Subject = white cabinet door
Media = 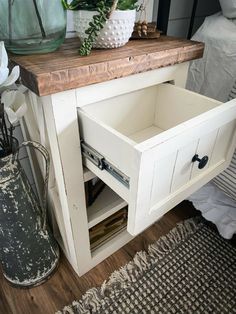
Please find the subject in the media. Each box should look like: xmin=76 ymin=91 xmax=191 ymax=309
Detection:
xmin=78 ymin=83 xmax=236 ymax=235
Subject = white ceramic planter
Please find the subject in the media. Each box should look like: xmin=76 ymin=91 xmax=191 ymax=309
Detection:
xmin=74 ymin=10 xmax=136 ymax=49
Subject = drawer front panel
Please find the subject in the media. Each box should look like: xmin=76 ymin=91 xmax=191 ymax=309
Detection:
xmin=209 ymin=120 xmax=236 ymax=166
xmin=171 ymin=140 xmax=198 ymax=193
xmin=149 ymin=123 xmax=235 ymax=211
xmin=150 ymin=152 xmax=177 ymax=206
xmin=128 ymin=107 xmax=236 ymax=235
xmin=78 ymin=87 xmax=236 ymax=236
xmin=191 ymin=129 xmax=218 ymax=179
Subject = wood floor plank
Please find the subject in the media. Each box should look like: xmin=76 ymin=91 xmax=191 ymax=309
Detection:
xmin=0 ymin=201 xmax=209 ymax=314
xmin=0 ymin=271 xmax=13 ymax=314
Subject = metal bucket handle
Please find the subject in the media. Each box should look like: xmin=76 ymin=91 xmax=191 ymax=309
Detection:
xmin=13 ymin=141 xmax=50 ymax=231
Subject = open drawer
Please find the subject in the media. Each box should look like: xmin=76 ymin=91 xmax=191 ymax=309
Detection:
xmin=78 ymin=83 xmax=236 ymax=235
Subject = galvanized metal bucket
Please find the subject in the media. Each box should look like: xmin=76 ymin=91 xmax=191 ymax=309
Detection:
xmin=0 ymin=141 xmax=59 ymax=287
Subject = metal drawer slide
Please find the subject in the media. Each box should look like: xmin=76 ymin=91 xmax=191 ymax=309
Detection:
xmin=81 ymin=141 xmax=130 ymax=188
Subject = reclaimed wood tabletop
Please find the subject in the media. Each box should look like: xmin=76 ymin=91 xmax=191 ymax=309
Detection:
xmin=10 ymin=36 xmax=204 ymax=96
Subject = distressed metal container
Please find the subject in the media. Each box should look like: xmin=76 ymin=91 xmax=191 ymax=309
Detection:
xmin=0 ymin=141 xmax=59 ymax=287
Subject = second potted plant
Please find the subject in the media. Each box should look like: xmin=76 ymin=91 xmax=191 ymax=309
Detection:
xmin=63 ymin=0 xmax=138 ymax=55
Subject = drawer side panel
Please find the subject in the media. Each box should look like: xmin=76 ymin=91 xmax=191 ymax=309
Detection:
xmin=78 ymin=110 xmax=135 ymax=176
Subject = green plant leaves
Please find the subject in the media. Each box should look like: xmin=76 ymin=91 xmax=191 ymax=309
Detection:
xmin=78 ymin=0 xmax=110 ymax=55
xmin=117 ymin=0 xmax=138 ymax=10
xmin=63 ymin=0 xmax=138 ymax=11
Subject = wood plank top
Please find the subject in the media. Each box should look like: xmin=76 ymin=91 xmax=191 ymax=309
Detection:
xmin=10 ymin=36 xmax=204 ymax=96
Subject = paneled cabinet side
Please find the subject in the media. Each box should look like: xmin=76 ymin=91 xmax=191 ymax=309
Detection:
xmin=42 ymin=91 xmax=92 ymax=276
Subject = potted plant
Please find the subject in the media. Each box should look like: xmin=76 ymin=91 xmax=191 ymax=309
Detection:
xmin=63 ymin=0 xmax=138 ymax=55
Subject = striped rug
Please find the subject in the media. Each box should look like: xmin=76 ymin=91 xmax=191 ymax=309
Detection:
xmin=57 ymin=218 xmax=236 ymax=314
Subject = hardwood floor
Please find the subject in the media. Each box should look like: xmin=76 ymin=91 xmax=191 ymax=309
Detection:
xmin=0 ymin=201 xmax=224 ymax=314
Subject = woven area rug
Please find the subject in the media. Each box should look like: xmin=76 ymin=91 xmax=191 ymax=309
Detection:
xmin=58 ymin=218 xmax=236 ymax=314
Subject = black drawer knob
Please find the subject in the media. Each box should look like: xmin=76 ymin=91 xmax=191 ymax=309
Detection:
xmin=192 ymin=154 xmax=209 ymax=169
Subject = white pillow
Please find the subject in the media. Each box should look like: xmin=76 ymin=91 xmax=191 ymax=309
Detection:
xmin=219 ymin=0 xmax=236 ymax=18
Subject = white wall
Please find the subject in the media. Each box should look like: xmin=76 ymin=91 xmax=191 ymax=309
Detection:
xmin=166 ymin=0 xmax=221 ymax=38
xmin=67 ymin=0 xmax=222 ymax=38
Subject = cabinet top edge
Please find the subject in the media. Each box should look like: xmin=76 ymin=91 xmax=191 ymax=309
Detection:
xmin=9 ymin=36 xmax=204 ymax=97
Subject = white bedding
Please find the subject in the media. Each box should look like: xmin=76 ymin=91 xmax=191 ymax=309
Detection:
xmin=188 ymin=182 xmax=236 ymax=239
xmin=186 ymin=13 xmax=236 ymax=238
xmin=187 ymin=13 xmax=236 ymax=102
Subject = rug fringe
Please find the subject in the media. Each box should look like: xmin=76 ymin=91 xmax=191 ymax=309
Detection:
xmin=56 ymin=217 xmax=203 ymax=314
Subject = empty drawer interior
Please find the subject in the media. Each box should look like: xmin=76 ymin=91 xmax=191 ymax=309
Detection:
xmin=78 ymin=83 xmax=221 ymax=145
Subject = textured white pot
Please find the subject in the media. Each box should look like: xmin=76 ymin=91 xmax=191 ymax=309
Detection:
xmin=74 ymin=9 xmax=136 ymax=49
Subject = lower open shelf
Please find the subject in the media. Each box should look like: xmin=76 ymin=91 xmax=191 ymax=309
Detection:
xmin=91 ymin=227 xmax=133 ymax=264
xmin=89 ymin=206 xmax=128 ymax=251
xmin=83 ymin=170 xmax=131 ymax=260
xmin=86 ymin=183 xmax=127 ymax=228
